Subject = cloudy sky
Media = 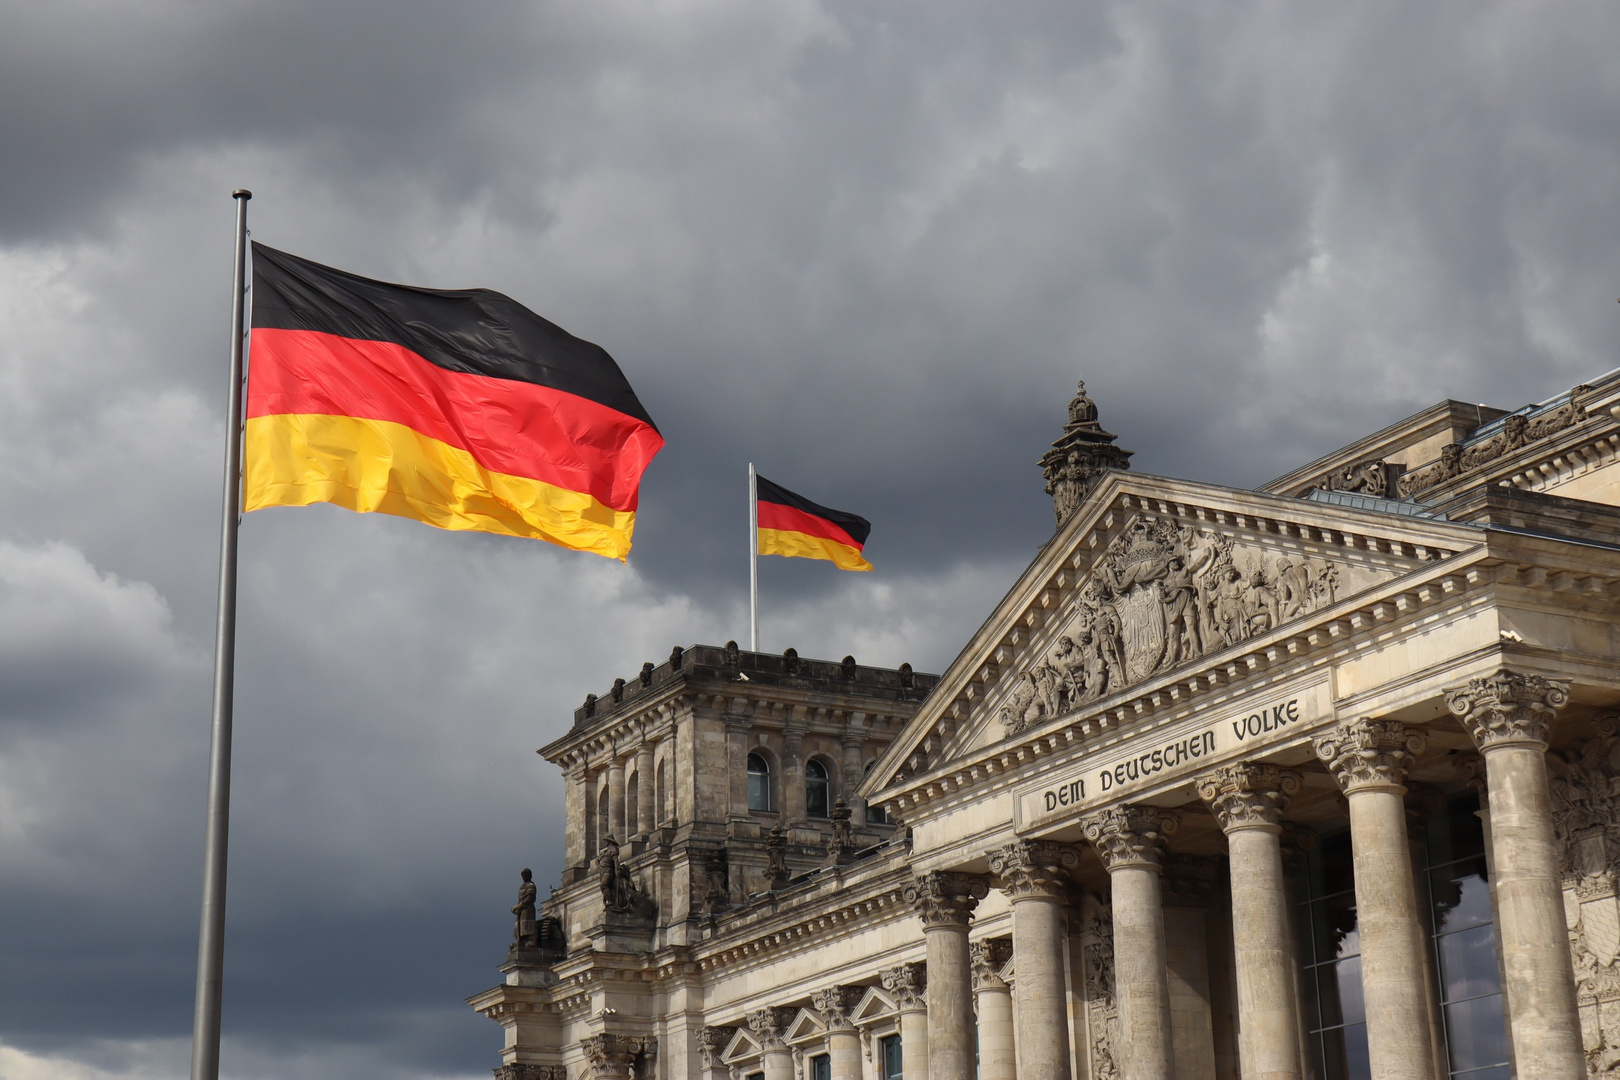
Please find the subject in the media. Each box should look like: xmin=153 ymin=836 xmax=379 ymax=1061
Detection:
xmin=3 ymin=2 xmax=1619 ymax=1077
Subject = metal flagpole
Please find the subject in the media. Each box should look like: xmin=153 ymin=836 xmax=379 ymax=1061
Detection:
xmin=190 ymin=188 xmax=252 ymax=1080
xmin=748 ymin=462 xmax=758 ymax=652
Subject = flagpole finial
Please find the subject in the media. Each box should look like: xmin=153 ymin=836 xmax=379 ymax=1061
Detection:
xmin=232 ymin=189 xmax=252 ymax=200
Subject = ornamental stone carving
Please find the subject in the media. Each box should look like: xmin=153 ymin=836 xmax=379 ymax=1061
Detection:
xmin=494 ymin=1066 xmax=567 ymax=1080
xmin=969 ymin=938 xmax=1013 ymax=991
xmin=1397 ymin=390 xmax=1592 ymax=499
xmin=1197 ymin=763 xmax=1302 ymax=833
xmin=998 ymin=518 xmax=1358 ymax=735
xmin=695 ymin=1026 xmax=737 ymax=1070
xmin=1079 ymin=903 xmax=1121 ymax=1080
xmin=1041 ymin=379 xmax=1133 ymax=527
xmin=905 ymin=871 xmax=991 ymax=927
xmin=811 ymin=985 xmax=864 ymax=1031
xmin=1313 ymin=718 xmax=1426 ymax=793
xmin=1082 ymin=805 xmax=1179 ymax=870
xmin=880 ymin=962 xmax=928 ymax=1011
xmin=580 ymin=1034 xmax=654 ymax=1079
xmin=746 ymin=1008 xmax=796 ymax=1052
xmin=988 ymin=840 xmax=1083 ymax=899
xmin=1446 ymin=669 xmax=1570 ymax=751
xmin=1315 ymin=457 xmax=1400 ymax=498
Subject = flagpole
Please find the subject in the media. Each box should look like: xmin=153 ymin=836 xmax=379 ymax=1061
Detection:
xmin=190 ymin=188 xmax=251 ymax=1080
xmin=748 ymin=462 xmax=758 ymax=652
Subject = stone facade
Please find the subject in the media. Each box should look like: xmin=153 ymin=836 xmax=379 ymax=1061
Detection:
xmin=473 ymin=371 xmax=1620 ymax=1079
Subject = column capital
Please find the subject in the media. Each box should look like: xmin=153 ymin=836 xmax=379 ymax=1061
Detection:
xmin=1196 ymin=762 xmax=1301 ymax=833
xmin=988 ymin=839 xmax=1082 ymax=899
xmin=747 ymin=1007 xmax=796 ymax=1052
xmin=1446 ymin=669 xmax=1570 ymax=751
xmin=581 ymin=1034 xmax=655 ymax=1077
xmin=1081 ymin=805 xmax=1179 ymax=871
xmin=970 ymin=937 xmax=1014 ymax=991
xmin=695 ymin=1026 xmax=737 ymax=1069
xmin=905 ymin=870 xmax=990 ymax=928
xmin=494 ymin=1066 xmax=567 ymax=1080
xmin=1313 ymin=717 xmax=1425 ymax=793
xmin=880 ymin=961 xmax=928 ymax=1011
xmin=811 ymin=985 xmax=863 ymax=1032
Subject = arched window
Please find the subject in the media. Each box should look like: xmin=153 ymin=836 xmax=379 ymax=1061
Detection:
xmin=747 ymin=752 xmax=772 ymax=812
xmin=806 ymin=759 xmax=831 ymax=818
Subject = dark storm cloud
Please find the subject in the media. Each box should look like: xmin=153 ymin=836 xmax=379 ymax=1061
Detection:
xmin=3 ymin=2 xmax=1620 ymax=1077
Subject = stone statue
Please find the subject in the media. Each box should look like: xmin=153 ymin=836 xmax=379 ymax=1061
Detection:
xmin=512 ymin=868 xmax=538 ymax=948
xmin=595 ymin=835 xmax=642 ymax=913
xmin=1040 ymin=377 xmax=1133 ymax=527
xmin=766 ymin=821 xmax=790 ymax=888
xmin=827 ymin=796 xmax=854 ymax=862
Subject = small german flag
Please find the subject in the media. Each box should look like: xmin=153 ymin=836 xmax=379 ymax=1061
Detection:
xmin=244 ymin=244 xmax=663 ymax=559
xmin=756 ymin=475 xmax=872 ymax=571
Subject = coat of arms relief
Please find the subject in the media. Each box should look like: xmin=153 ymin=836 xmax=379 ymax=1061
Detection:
xmin=1549 ymin=720 xmax=1620 ymax=1073
xmin=997 ymin=518 xmax=1392 ymax=736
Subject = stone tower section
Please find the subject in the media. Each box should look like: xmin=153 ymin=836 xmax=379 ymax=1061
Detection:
xmin=1040 ymin=378 xmax=1133 ymax=528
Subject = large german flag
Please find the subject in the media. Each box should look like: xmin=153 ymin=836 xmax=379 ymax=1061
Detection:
xmin=756 ymin=476 xmax=872 ymax=571
xmin=244 ymin=244 xmax=663 ymax=559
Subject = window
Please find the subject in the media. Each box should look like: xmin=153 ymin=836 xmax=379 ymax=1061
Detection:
xmin=864 ymin=759 xmax=890 ymax=824
xmin=1425 ymin=791 xmax=1509 ymax=1080
xmin=745 ymin=1073 xmax=764 ymax=1080
xmin=806 ymin=759 xmax=831 ymax=818
xmin=809 ymin=1054 xmax=831 ymax=1080
xmin=1296 ymin=829 xmax=1370 ymax=1080
xmin=747 ymin=753 xmax=772 ymax=812
xmin=880 ymin=1034 xmax=903 ymax=1080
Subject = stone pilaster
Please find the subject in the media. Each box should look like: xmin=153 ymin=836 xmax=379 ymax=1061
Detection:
xmin=783 ymin=728 xmax=806 ymax=824
xmin=881 ymin=962 xmax=929 ymax=1080
xmin=989 ymin=840 xmax=1082 ymax=1080
xmin=971 ymin=938 xmax=1016 ymax=1080
xmin=607 ymin=757 xmax=626 ymax=845
xmin=634 ymin=743 xmax=655 ymax=840
xmin=812 ymin=986 xmax=864 ymax=1080
xmin=1198 ymin=763 xmax=1304 ymax=1080
xmin=1314 ymin=718 xmax=1436 ymax=1080
xmin=1447 ymin=670 xmax=1583 ymax=1079
xmin=747 ymin=1008 xmax=796 ymax=1080
xmin=696 ymin=1025 xmax=736 ymax=1080
xmin=907 ymin=871 xmax=989 ymax=1080
xmin=1083 ymin=806 xmax=1179 ymax=1080
xmin=580 ymin=1034 xmax=655 ymax=1080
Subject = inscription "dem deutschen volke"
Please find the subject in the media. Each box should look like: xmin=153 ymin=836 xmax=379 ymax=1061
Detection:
xmin=1037 ymin=694 xmax=1309 ymax=815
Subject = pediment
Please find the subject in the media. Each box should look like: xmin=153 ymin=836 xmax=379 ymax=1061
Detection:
xmin=785 ymin=1009 xmax=827 ymax=1044
xmin=861 ymin=473 xmax=1484 ymax=796
xmin=851 ymin=986 xmax=895 ymax=1022
xmin=720 ymin=1029 xmax=761 ymax=1064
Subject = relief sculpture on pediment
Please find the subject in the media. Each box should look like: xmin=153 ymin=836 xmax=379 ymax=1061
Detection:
xmin=998 ymin=519 xmax=1358 ymax=736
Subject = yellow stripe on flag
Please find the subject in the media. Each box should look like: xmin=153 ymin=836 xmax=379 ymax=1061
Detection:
xmin=757 ymin=526 xmax=872 ymax=571
xmin=243 ymin=413 xmax=638 ymax=559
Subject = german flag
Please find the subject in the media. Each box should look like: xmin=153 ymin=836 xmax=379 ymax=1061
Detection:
xmin=756 ymin=476 xmax=872 ymax=571
xmin=244 ymin=244 xmax=663 ymax=559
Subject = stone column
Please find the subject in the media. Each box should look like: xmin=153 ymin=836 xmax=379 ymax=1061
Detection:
xmin=607 ymin=756 xmax=627 ymax=844
xmin=971 ymin=938 xmax=1016 ymax=1080
xmin=1083 ymin=806 xmax=1180 ymax=1080
xmin=1198 ymin=762 xmax=1305 ymax=1080
xmin=812 ymin=986 xmax=864 ymax=1080
xmin=748 ymin=1007 xmax=796 ymax=1080
xmin=907 ymin=871 xmax=989 ymax=1079
xmin=1446 ymin=671 xmax=1583 ymax=1079
xmin=565 ymin=768 xmax=588 ymax=869
xmin=988 ymin=840 xmax=1081 ymax=1080
xmin=580 ymin=1034 xmax=655 ymax=1080
xmin=1314 ymin=718 xmax=1437 ymax=1080
xmin=783 ymin=728 xmax=806 ymax=824
xmin=841 ymin=735 xmax=868 ymax=823
xmin=725 ymin=717 xmax=751 ymax=821
xmin=881 ymin=962 xmax=929 ymax=1079
xmin=696 ymin=1026 xmax=737 ymax=1080
xmin=634 ymin=743 xmax=656 ymax=840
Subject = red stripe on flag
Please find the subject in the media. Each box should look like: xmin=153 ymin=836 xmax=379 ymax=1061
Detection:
xmin=757 ymin=501 xmax=863 ymax=552
xmin=247 ymin=328 xmax=663 ymax=512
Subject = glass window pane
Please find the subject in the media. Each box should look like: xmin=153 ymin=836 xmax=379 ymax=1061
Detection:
xmin=1308 ymin=896 xmax=1360 ymax=961
xmin=1437 ymin=924 xmax=1502 ymax=1003
xmin=1424 ymin=793 xmax=1485 ymax=866
xmin=1332 ymin=956 xmax=1366 ymax=1028
xmin=881 ymin=1034 xmax=903 ymax=1079
xmin=810 ymin=1054 xmax=831 ymax=1080
xmin=1430 ymin=857 xmax=1493 ymax=934
xmin=1342 ymin=1022 xmax=1370 ymax=1080
xmin=1452 ymin=1065 xmax=1510 ymax=1080
xmin=1444 ymin=995 xmax=1510 ymax=1072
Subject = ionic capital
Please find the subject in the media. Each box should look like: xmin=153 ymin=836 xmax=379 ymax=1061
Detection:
xmin=1081 ymin=805 xmax=1180 ymax=871
xmin=988 ymin=839 xmax=1082 ymax=900
xmin=746 ymin=1007 xmax=796 ymax=1052
xmin=1196 ymin=762 xmax=1301 ymax=833
xmin=1313 ymin=718 xmax=1425 ymax=793
xmin=1446 ymin=669 xmax=1569 ymax=751
xmin=811 ymin=985 xmax=863 ymax=1032
xmin=879 ymin=961 xmax=928 ymax=1011
xmin=969 ymin=937 xmax=1013 ymax=991
xmin=905 ymin=871 xmax=990 ymax=928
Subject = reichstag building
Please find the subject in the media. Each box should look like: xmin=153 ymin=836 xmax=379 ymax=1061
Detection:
xmin=473 ymin=370 xmax=1620 ymax=1080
